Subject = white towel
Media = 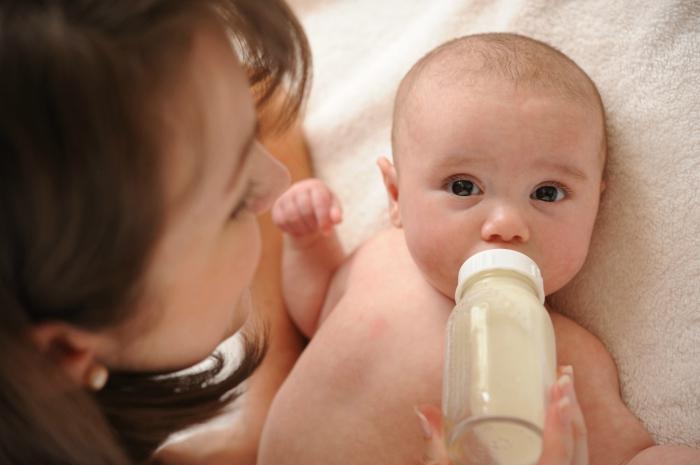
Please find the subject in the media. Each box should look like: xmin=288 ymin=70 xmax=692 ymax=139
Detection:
xmin=289 ymin=0 xmax=700 ymax=445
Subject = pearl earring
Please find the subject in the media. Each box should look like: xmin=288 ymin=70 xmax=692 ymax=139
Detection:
xmin=86 ymin=364 xmax=109 ymax=391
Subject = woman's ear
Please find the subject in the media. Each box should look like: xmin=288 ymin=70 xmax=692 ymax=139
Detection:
xmin=377 ymin=156 xmax=402 ymax=228
xmin=30 ymin=322 xmax=108 ymax=389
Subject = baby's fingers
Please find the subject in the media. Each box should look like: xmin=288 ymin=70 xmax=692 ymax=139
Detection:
xmin=310 ymin=183 xmax=342 ymax=233
xmin=293 ymin=188 xmax=319 ymax=232
xmin=271 ymin=179 xmax=342 ymax=237
xmin=271 ymin=195 xmax=307 ymax=236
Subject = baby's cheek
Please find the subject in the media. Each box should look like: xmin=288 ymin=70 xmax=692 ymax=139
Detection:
xmin=542 ymin=250 xmax=587 ymax=295
xmin=404 ymin=226 xmax=457 ymax=298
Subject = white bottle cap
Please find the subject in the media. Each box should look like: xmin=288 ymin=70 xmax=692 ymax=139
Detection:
xmin=456 ymin=249 xmax=545 ymax=303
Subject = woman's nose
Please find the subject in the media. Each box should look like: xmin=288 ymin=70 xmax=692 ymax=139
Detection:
xmin=248 ymin=142 xmax=291 ymax=215
xmin=480 ymin=203 xmax=530 ymax=244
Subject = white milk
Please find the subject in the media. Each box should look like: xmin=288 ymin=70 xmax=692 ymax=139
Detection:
xmin=442 ymin=250 xmax=556 ymax=465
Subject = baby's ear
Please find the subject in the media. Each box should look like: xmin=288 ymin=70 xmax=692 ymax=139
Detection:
xmin=377 ymin=156 xmax=401 ymax=228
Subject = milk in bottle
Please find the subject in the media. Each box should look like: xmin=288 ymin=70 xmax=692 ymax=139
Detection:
xmin=442 ymin=249 xmax=556 ymax=465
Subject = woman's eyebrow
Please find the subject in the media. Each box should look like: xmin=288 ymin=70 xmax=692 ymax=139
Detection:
xmin=226 ymin=120 xmax=259 ymax=195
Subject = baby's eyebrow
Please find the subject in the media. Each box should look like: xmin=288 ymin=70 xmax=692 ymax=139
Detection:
xmin=438 ymin=153 xmax=493 ymax=169
xmin=225 ymin=120 xmax=259 ymax=195
xmin=537 ymin=160 xmax=588 ymax=181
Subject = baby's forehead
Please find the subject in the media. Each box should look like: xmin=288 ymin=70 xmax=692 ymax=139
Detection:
xmin=403 ymin=60 xmax=597 ymax=116
xmin=392 ymin=78 xmax=606 ymax=172
xmin=395 ymin=34 xmax=603 ymax=123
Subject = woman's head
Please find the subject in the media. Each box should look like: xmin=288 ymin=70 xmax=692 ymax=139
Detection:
xmin=0 ymin=0 xmax=309 ymax=463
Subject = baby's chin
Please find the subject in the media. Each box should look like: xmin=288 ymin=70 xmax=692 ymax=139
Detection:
xmin=420 ymin=270 xmax=459 ymax=302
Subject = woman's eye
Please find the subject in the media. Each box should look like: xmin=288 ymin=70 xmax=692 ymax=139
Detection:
xmin=229 ymin=200 xmax=249 ymax=219
xmin=229 ymin=181 xmax=257 ymax=220
xmin=449 ymin=179 xmax=482 ymax=196
xmin=531 ymin=184 xmax=567 ymax=202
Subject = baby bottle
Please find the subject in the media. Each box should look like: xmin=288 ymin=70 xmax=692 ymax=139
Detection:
xmin=442 ymin=249 xmax=556 ymax=465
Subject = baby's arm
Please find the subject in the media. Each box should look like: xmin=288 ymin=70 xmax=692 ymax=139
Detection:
xmin=550 ymin=312 xmax=653 ymax=465
xmin=627 ymin=445 xmax=700 ymax=465
xmin=549 ymin=313 xmax=699 ymax=465
xmin=271 ymin=179 xmax=345 ymax=338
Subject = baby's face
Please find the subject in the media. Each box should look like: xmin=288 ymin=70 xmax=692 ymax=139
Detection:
xmin=393 ymin=80 xmax=605 ymax=298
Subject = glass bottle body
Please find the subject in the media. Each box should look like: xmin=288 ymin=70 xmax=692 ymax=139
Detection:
xmin=442 ymin=271 xmax=556 ymax=465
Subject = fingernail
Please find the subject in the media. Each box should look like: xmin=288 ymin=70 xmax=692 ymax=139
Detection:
xmin=561 ymin=365 xmax=573 ymax=375
xmin=414 ymin=407 xmax=432 ymax=439
xmin=331 ymin=206 xmax=342 ymax=221
xmin=557 ymin=372 xmax=576 ymax=402
xmin=557 ymin=396 xmax=572 ymax=425
xmin=557 ymin=373 xmax=572 ymax=390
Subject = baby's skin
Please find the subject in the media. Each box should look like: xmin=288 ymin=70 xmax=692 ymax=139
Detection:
xmin=258 ymin=182 xmax=651 ymax=464
xmin=259 ymin=32 xmax=700 ymax=465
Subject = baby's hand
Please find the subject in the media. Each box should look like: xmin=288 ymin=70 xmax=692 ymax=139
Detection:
xmin=271 ymin=179 xmax=343 ymax=238
xmin=416 ymin=366 xmax=588 ymax=465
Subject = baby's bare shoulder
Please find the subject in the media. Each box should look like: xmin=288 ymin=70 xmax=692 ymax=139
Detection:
xmin=326 ymin=227 xmax=450 ymax=336
xmin=321 ymin=228 xmax=438 ymax=317
xmin=550 ymin=312 xmax=618 ymax=383
xmin=261 ymin=229 xmax=449 ymax=465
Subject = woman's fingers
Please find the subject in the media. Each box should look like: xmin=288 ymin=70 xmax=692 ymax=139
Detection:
xmin=416 ymin=366 xmax=588 ymax=465
xmin=560 ymin=366 xmax=588 ymax=465
xmin=415 ymin=404 xmax=451 ymax=465
xmin=538 ymin=366 xmax=589 ymax=465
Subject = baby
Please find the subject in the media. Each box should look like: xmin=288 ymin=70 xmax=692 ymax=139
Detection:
xmin=259 ymin=33 xmax=664 ymax=465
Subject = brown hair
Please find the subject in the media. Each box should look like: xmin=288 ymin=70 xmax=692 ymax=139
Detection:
xmin=392 ymin=32 xmax=606 ymax=165
xmin=0 ymin=1 xmax=309 ymax=464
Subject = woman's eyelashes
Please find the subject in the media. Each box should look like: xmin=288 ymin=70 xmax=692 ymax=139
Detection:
xmin=530 ymin=182 xmax=569 ymax=202
xmin=229 ymin=180 xmax=259 ymax=220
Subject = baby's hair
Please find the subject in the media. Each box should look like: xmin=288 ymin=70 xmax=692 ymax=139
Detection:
xmin=392 ymin=32 xmax=607 ymax=165
xmin=0 ymin=1 xmax=309 ymax=464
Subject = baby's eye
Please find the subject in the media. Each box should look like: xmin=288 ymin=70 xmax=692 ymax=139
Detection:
xmin=531 ymin=184 xmax=567 ymax=202
xmin=448 ymin=179 xmax=482 ymax=196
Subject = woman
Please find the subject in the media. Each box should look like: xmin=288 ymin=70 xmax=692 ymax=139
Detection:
xmin=0 ymin=1 xmax=309 ymax=463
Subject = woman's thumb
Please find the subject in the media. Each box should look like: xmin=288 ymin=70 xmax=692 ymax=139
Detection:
xmin=415 ymin=405 xmax=452 ymax=465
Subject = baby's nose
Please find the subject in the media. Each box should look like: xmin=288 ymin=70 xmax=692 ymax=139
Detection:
xmin=480 ymin=203 xmax=530 ymax=244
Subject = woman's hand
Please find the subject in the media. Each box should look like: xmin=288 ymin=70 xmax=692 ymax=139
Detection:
xmin=417 ymin=366 xmax=588 ymax=465
xmin=539 ymin=366 xmax=588 ymax=464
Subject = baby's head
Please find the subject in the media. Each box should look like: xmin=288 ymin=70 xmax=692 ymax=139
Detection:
xmin=379 ymin=33 xmax=606 ymax=298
